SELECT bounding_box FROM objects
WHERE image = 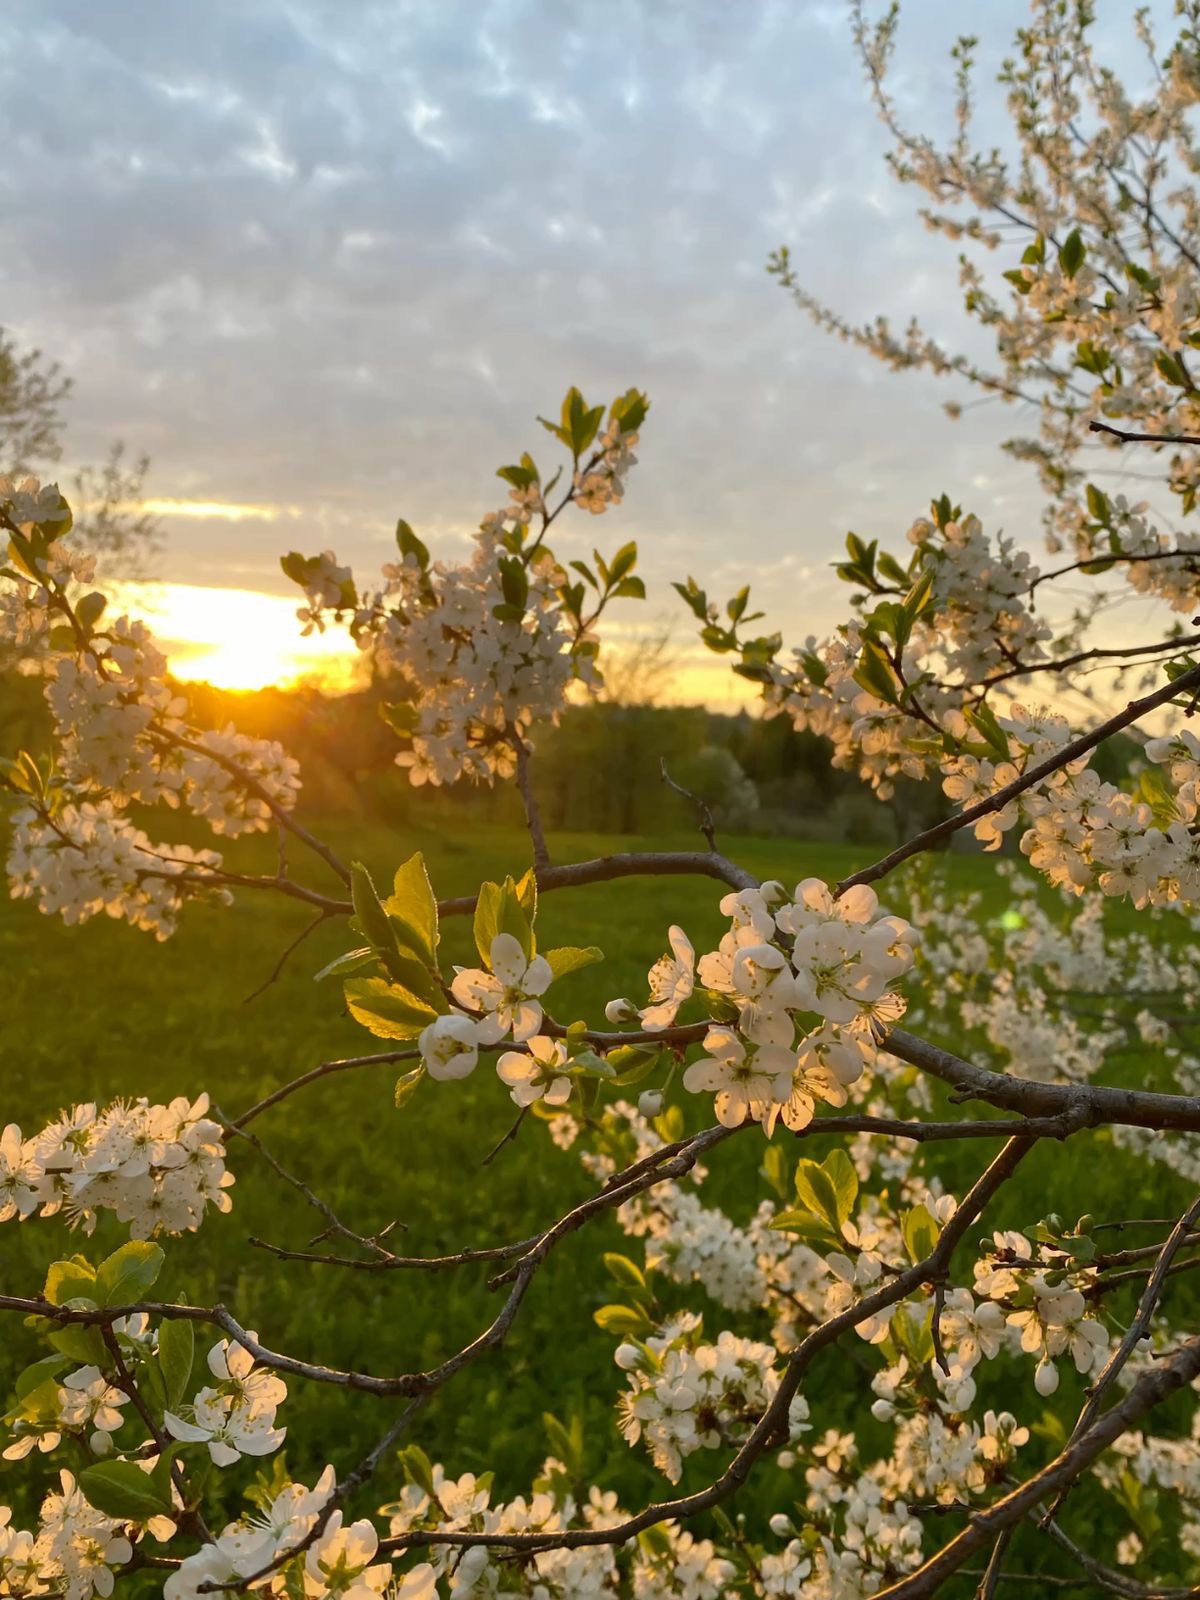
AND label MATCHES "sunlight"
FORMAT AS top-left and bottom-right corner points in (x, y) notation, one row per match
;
(108, 581), (361, 691)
